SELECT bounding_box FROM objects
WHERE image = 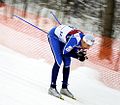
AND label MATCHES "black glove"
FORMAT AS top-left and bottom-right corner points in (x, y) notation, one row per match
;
(77, 50), (88, 62)
(63, 49), (88, 62)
